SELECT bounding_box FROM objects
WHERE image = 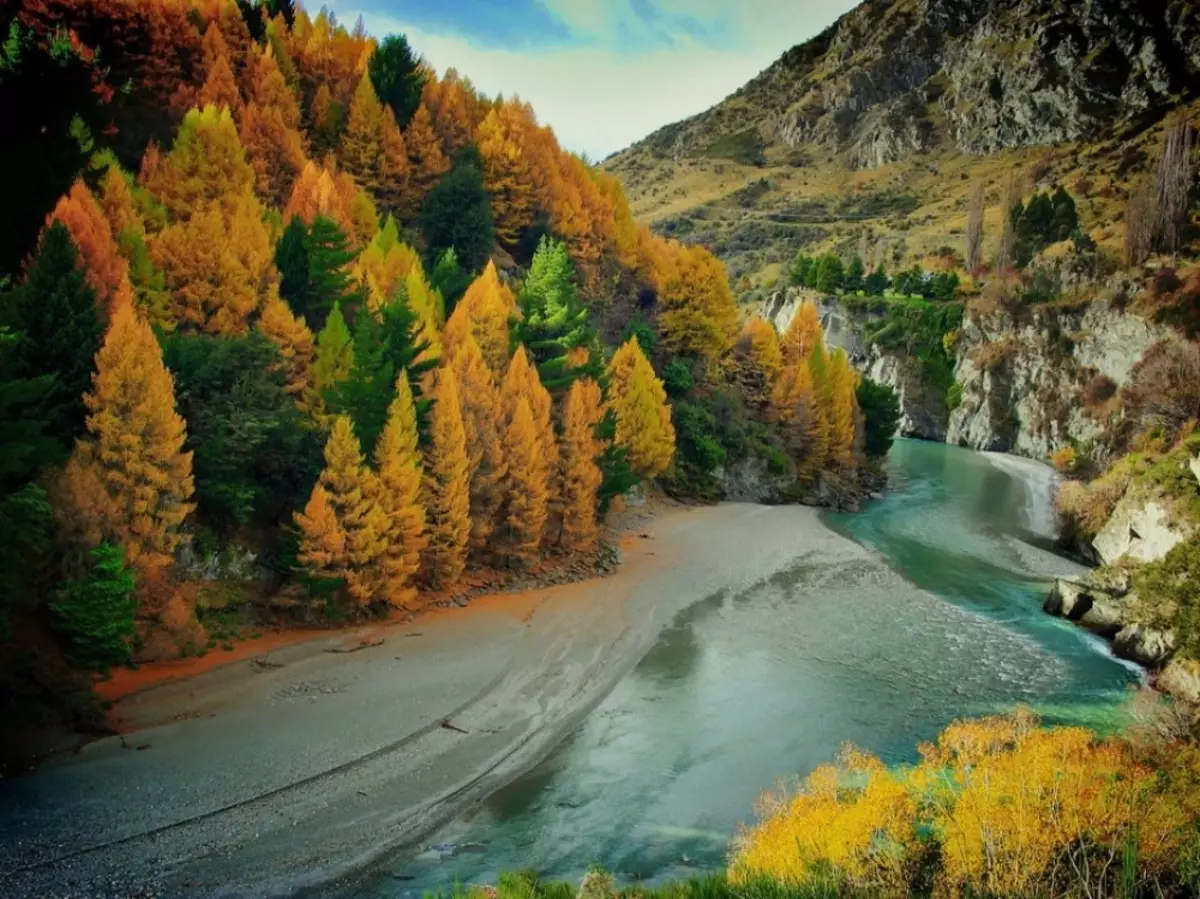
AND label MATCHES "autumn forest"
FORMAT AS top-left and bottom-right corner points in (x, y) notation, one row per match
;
(0, 0), (876, 682)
